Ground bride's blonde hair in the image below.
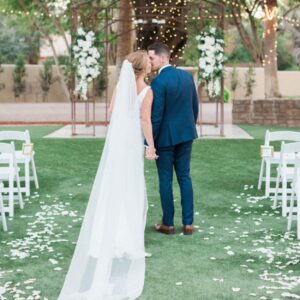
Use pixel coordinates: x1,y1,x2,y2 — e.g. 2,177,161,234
126,50,148,78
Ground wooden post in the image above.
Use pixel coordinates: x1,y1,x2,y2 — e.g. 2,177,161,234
71,7,78,136
220,3,225,137
105,7,109,125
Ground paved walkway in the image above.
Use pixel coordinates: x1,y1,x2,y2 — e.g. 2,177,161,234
0,102,232,124
0,102,252,139
45,124,253,139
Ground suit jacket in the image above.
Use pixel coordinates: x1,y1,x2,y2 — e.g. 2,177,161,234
150,66,199,148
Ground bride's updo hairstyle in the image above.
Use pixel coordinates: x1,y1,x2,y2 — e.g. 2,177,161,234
126,50,148,78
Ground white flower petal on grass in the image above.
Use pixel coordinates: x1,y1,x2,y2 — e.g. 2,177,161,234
213,278,224,283
49,259,58,265
0,287,6,295
282,292,300,299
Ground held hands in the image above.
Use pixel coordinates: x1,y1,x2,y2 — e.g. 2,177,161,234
145,146,159,160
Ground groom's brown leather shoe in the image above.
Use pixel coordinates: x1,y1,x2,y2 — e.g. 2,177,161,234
154,223,175,234
183,225,194,235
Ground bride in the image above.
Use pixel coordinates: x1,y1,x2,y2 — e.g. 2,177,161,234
58,51,156,300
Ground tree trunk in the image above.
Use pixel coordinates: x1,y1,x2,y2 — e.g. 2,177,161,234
116,0,134,74
264,0,281,98
230,2,263,65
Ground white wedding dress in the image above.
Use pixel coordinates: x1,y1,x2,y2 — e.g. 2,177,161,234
58,60,150,300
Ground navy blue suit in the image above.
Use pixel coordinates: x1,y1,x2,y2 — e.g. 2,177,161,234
151,66,199,226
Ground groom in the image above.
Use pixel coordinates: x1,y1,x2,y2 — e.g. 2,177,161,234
148,42,199,235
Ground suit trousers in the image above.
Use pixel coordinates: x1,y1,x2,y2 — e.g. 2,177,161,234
155,140,194,226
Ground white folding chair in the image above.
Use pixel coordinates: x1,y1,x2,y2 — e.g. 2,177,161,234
0,182,7,232
258,130,300,196
287,156,300,239
0,130,39,196
0,142,24,217
273,142,300,216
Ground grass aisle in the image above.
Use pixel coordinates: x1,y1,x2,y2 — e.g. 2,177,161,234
0,125,299,299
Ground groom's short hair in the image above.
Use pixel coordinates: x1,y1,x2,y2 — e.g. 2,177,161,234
148,42,170,58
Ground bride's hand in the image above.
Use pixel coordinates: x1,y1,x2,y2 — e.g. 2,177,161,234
145,146,158,160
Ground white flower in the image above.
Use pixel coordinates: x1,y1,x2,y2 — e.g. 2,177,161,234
79,67,88,78
199,58,206,69
77,27,85,36
206,57,216,66
77,39,85,48
79,57,86,65
205,36,215,46
73,29,101,100
207,80,214,97
205,65,214,74
197,28,225,98
47,0,70,17
72,45,80,52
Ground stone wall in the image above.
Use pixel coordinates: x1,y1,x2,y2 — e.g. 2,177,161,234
0,65,198,103
233,99,300,127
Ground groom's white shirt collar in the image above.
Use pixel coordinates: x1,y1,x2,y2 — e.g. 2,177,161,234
158,64,171,74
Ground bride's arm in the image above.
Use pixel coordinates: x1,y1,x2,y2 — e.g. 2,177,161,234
141,89,156,159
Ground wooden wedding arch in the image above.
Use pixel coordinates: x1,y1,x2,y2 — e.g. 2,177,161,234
70,0,225,137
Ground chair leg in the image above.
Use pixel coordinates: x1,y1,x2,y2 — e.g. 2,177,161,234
273,172,281,209
15,171,24,210
288,187,295,231
9,174,14,217
282,176,288,217
0,196,7,232
297,193,300,240
31,158,39,189
265,160,271,197
25,160,30,196
258,159,264,190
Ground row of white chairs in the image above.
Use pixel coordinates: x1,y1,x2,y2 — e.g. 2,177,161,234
287,156,300,240
0,130,39,231
0,183,7,231
258,130,300,239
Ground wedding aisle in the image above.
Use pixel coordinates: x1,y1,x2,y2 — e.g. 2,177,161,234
0,125,300,299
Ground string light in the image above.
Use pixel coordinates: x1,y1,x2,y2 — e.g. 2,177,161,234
3,0,300,65
264,4,278,21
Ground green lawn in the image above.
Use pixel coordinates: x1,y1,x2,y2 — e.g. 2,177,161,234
0,125,300,299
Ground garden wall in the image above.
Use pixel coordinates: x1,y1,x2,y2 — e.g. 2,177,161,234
232,99,300,127
1,65,300,103
0,65,198,103
0,65,116,103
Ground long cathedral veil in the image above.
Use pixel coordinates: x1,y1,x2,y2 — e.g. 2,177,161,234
58,60,147,300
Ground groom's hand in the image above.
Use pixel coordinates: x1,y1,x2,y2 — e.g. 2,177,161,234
145,146,158,160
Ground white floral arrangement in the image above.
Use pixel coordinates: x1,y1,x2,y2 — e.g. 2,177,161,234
72,28,101,100
47,0,70,17
196,27,225,98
